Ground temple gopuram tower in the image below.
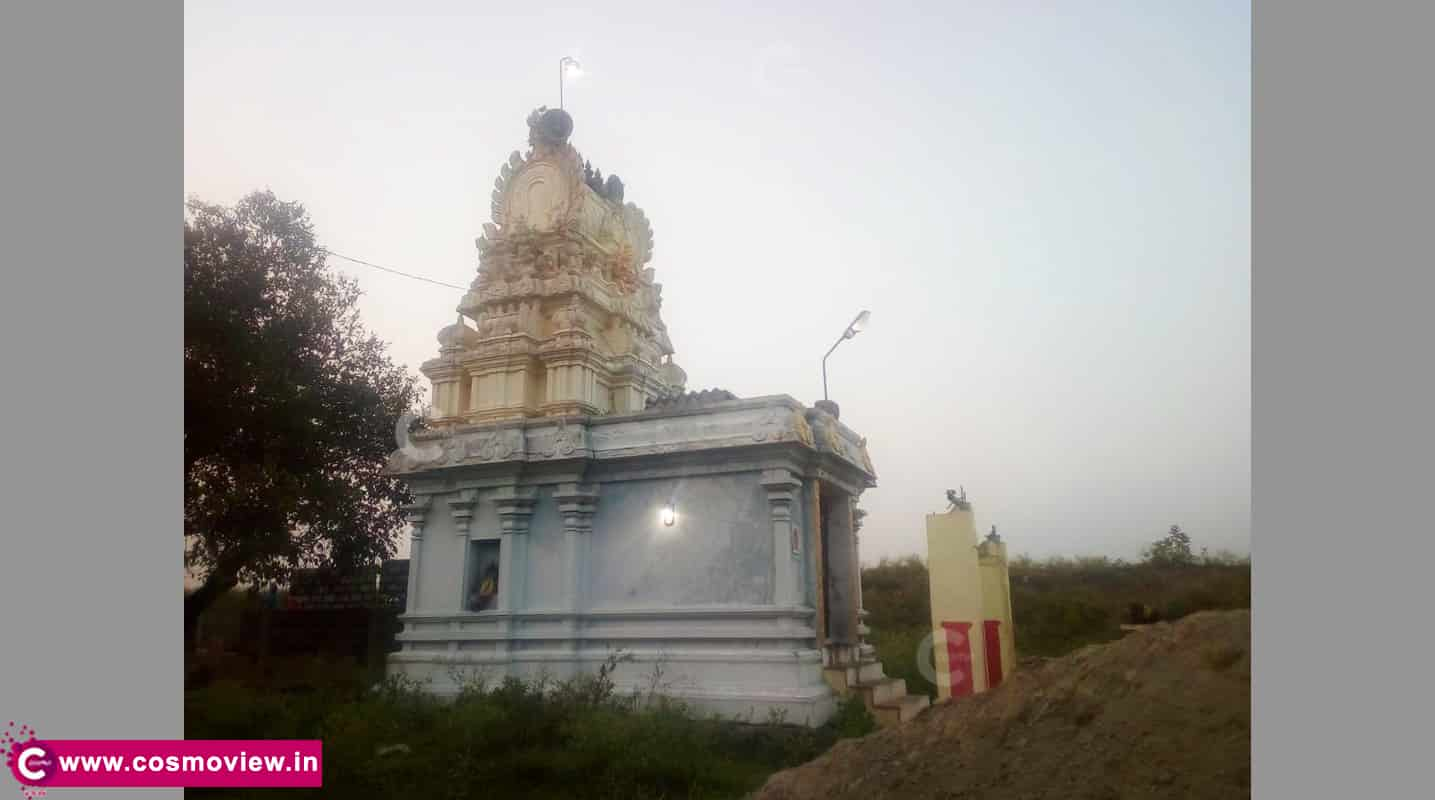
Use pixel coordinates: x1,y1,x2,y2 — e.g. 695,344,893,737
422,107,686,425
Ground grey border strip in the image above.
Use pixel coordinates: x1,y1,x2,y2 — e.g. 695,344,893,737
1256,1,1433,796
1,2,182,792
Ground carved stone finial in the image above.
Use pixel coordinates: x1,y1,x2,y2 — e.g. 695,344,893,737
603,174,625,204
526,106,574,149
660,360,688,391
945,486,971,512
437,314,478,349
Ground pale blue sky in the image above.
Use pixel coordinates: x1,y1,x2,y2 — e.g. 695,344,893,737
185,0,1250,563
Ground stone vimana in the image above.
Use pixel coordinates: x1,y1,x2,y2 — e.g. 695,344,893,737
386,107,929,727
411,105,683,426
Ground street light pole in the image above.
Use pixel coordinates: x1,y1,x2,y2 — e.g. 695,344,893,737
559,56,581,109
821,310,871,402
821,336,842,403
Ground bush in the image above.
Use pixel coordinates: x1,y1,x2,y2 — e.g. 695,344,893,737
185,661,873,799
826,694,877,740
867,624,937,699
862,552,1251,661
1015,594,1120,657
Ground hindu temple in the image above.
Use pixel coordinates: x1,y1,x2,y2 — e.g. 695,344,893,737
384,107,926,726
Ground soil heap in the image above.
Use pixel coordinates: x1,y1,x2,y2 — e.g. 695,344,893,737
752,609,1251,800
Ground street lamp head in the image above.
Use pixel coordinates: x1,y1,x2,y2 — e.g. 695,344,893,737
846,309,871,338
823,308,873,402
558,56,584,110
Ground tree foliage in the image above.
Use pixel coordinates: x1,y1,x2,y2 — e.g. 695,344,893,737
184,191,419,630
1143,524,1196,567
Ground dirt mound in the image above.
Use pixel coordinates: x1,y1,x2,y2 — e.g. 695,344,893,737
753,610,1250,800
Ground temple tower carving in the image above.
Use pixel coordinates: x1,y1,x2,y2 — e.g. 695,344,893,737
422,107,688,425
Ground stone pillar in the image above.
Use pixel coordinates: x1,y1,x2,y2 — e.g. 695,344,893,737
428,365,464,419
555,484,599,611
606,357,656,414
494,487,536,611
401,496,432,616
468,374,482,413
543,361,604,414
809,480,825,648
538,334,608,417
853,504,868,639
824,488,857,646
448,489,479,609
761,469,804,607
926,509,995,698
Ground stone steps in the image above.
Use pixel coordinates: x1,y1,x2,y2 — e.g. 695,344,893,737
823,658,930,728
854,676,907,706
870,694,931,726
822,659,885,693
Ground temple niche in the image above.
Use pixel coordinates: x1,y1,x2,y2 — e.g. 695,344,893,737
422,107,687,425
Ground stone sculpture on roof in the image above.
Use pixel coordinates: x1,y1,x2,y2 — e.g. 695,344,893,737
947,487,971,512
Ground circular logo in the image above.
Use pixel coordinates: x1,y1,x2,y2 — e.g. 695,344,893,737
915,632,947,688
10,741,57,786
394,411,442,463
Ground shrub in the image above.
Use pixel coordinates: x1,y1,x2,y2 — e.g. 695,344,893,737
185,660,874,800
861,550,1251,661
826,694,877,740
867,624,937,699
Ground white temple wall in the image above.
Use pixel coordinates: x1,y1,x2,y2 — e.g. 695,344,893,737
387,395,878,726
412,474,781,614
413,502,462,612
522,486,566,608
587,473,772,608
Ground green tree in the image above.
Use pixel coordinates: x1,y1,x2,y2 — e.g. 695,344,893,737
1144,524,1195,567
184,191,420,642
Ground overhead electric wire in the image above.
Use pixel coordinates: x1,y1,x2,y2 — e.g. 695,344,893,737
322,248,467,291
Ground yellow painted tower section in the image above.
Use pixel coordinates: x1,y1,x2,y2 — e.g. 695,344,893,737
978,538,1017,686
926,508,1016,700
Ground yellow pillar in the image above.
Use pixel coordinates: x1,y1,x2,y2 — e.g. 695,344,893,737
926,507,1016,700
978,539,1017,686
